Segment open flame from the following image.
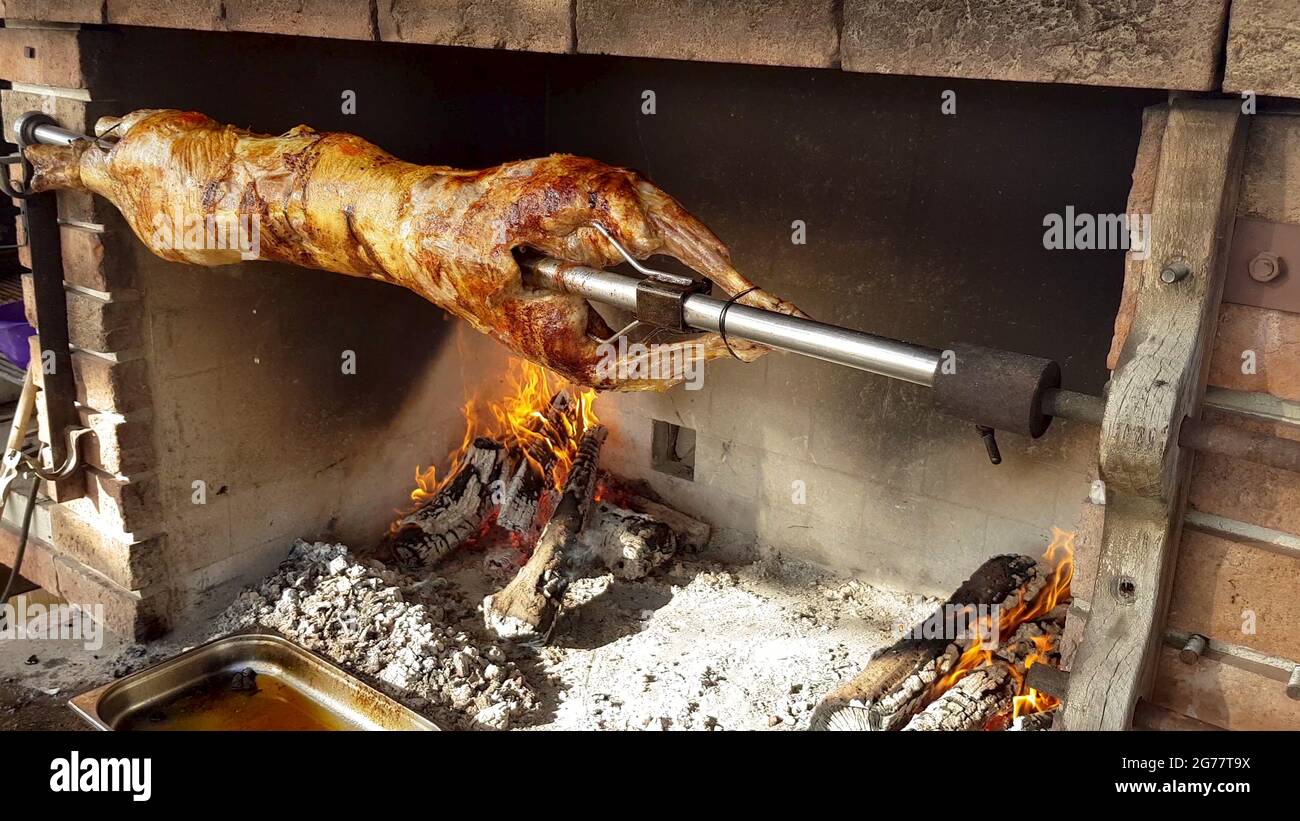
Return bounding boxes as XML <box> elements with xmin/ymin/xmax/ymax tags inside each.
<box><xmin>406</xmin><ymin>358</ymin><xmax>599</xmax><ymax>510</ymax></box>
<box><xmin>931</xmin><ymin>527</ymin><xmax>1075</xmax><ymax>722</ymax></box>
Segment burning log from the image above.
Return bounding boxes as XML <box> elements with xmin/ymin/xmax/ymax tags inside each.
<box><xmin>1010</xmin><ymin>710</ymin><xmax>1057</xmax><ymax>731</ymax></box>
<box><xmin>387</xmin><ymin>438</ymin><xmax>505</xmax><ymax>567</ymax></box>
<box><xmin>808</xmin><ymin>554</ymin><xmax>1039</xmax><ymax>731</ymax></box>
<box><xmin>484</xmin><ymin>425</ymin><xmax>607</xmax><ymax>644</ymax></box>
<box><xmin>496</xmin><ymin>392</ymin><xmax>572</xmax><ymax>535</ymax></box>
<box><xmin>902</xmin><ymin>665</ymin><xmax>1014</xmax><ymax>731</ymax></box>
<box><xmin>1023</xmin><ymin>658</ymin><xmax>1069</xmax><ymax>702</ymax></box>
<box><xmin>580</xmin><ymin>502</ymin><xmax>679</xmax><ymax>580</ymax></box>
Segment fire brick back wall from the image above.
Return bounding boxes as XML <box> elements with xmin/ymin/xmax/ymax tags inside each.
<box><xmin>110</xmin><ymin>31</ymin><xmax>548</xmax><ymax>619</ymax></box>
<box><xmin>554</xmin><ymin>58</ymin><xmax>1163</xmax><ymax>595</ymax></box>
<box><xmin>1</xmin><ymin>26</ymin><xmax>546</xmax><ymax>634</ymax></box>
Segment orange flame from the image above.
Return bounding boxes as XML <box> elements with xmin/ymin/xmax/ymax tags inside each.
<box><xmin>932</xmin><ymin>527</ymin><xmax>1075</xmax><ymax>720</ymax></box>
<box><xmin>402</xmin><ymin>358</ymin><xmax>599</xmax><ymax>513</ymax></box>
<box><xmin>487</xmin><ymin>358</ymin><xmax>599</xmax><ymax>490</ymax></box>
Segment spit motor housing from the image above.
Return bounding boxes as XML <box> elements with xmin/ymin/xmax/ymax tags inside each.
<box><xmin>931</xmin><ymin>342</ymin><xmax>1061</xmax><ymax>438</ymax></box>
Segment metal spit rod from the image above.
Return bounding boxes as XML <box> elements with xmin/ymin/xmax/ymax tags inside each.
<box><xmin>25</xmin><ymin>121</ymin><xmax>89</xmax><ymax>147</ymax></box>
<box><xmin>524</xmin><ymin>257</ymin><xmax>944</xmax><ymax>386</ymax></box>
<box><xmin>15</xmin><ymin>117</ymin><xmax>943</xmax><ymax>388</ymax></box>
<box><xmin>21</xmin><ymin>120</ymin><xmax>1299</xmax><ymax>474</ymax></box>
<box><xmin>524</xmin><ymin>257</ymin><xmax>1300</xmax><ymax>475</ymax></box>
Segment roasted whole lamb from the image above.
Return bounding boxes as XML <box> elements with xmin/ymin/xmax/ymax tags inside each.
<box><xmin>25</xmin><ymin>109</ymin><xmax>803</xmax><ymax>389</ymax></box>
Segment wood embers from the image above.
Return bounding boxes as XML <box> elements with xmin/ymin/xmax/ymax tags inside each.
<box><xmin>810</xmin><ymin>540</ymin><xmax>1073</xmax><ymax>732</ymax></box>
<box><xmin>379</xmin><ymin>389</ymin><xmax>710</xmax><ymax>647</ymax></box>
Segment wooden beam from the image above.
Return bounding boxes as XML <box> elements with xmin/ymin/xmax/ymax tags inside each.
<box><xmin>1063</xmin><ymin>99</ymin><xmax>1246</xmax><ymax>730</ymax></box>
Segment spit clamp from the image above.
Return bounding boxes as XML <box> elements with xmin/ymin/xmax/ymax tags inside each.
<box><xmin>593</xmin><ymin>222</ymin><xmax>710</xmax><ymax>335</ymax></box>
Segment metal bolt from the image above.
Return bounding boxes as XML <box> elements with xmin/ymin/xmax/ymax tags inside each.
<box><xmin>1288</xmin><ymin>666</ymin><xmax>1300</xmax><ymax>701</ymax></box>
<box><xmin>1180</xmin><ymin>634</ymin><xmax>1207</xmax><ymax>665</ymax></box>
<box><xmin>1160</xmin><ymin>260</ymin><xmax>1192</xmax><ymax>284</ymax></box>
<box><xmin>1248</xmin><ymin>251</ymin><xmax>1284</xmax><ymax>283</ymax></box>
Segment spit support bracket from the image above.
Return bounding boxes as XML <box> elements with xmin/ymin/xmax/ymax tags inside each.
<box><xmin>9</xmin><ymin>111</ymin><xmax>87</xmax><ymax>501</ymax></box>
<box><xmin>0</xmin><ymin>112</ymin><xmax>50</xmax><ymax>203</ymax></box>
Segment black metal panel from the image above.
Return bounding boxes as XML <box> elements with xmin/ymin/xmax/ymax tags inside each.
<box><xmin>545</xmin><ymin>57</ymin><xmax>1164</xmax><ymax>395</ymax></box>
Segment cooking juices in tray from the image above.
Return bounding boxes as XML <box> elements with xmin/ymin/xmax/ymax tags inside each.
<box><xmin>115</xmin><ymin>669</ymin><xmax>356</xmax><ymax>731</ymax></box>
<box><xmin>70</xmin><ymin>632</ymin><xmax>439</xmax><ymax>731</ymax></box>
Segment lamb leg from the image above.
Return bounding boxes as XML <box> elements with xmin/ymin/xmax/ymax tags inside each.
<box><xmin>24</xmin><ymin>110</ymin><xmax>804</xmax><ymax>390</ymax></box>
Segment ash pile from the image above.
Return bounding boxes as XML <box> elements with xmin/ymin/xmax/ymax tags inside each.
<box><xmin>217</xmin><ymin>540</ymin><xmax>536</xmax><ymax>729</ymax></box>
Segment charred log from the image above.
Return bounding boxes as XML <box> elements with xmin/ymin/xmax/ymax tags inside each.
<box><xmin>596</xmin><ymin>473</ymin><xmax>711</xmax><ymax>552</ymax></box>
<box><xmin>484</xmin><ymin>425</ymin><xmax>607</xmax><ymax>644</ymax></box>
<box><xmin>1024</xmin><ymin>660</ymin><xmax>1069</xmax><ymax>703</ymax></box>
<box><xmin>902</xmin><ymin>665</ymin><xmax>1014</xmax><ymax>731</ymax></box>
<box><xmin>580</xmin><ymin>502</ymin><xmax>679</xmax><ymax>580</ymax></box>
<box><xmin>808</xmin><ymin>554</ymin><xmax>1038</xmax><ymax>731</ymax></box>
<box><xmin>1010</xmin><ymin>710</ymin><xmax>1057</xmax><ymax>731</ymax></box>
<box><xmin>622</xmin><ymin>494</ymin><xmax>710</xmax><ymax>553</ymax></box>
<box><xmin>387</xmin><ymin>438</ymin><xmax>504</xmax><ymax>568</ymax></box>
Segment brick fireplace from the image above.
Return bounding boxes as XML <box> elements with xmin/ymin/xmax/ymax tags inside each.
<box><xmin>0</xmin><ymin>8</ymin><xmax>1159</xmax><ymax>633</ymax></box>
<box><xmin>1</xmin><ymin>1</ymin><xmax>1297</xmax><ymax>732</ymax></box>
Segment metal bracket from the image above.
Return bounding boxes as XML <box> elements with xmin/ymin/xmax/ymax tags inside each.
<box><xmin>636</xmin><ymin>276</ymin><xmax>707</xmax><ymax>332</ymax></box>
<box><xmin>592</xmin><ymin>222</ymin><xmax>709</xmax><ymax>333</ymax></box>
<box><xmin>1224</xmin><ymin>217</ymin><xmax>1300</xmax><ymax>315</ymax></box>
<box><xmin>13</xmin><ymin>112</ymin><xmax>86</xmax><ymax>501</ymax></box>
<box><xmin>0</xmin><ymin>153</ymin><xmax>33</xmax><ymax>203</ymax></box>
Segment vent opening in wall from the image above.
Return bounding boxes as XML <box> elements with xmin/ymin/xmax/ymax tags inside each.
<box><xmin>652</xmin><ymin>420</ymin><xmax>696</xmax><ymax>481</ymax></box>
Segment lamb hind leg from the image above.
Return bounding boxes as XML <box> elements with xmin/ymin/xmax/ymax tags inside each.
<box><xmin>632</xmin><ymin>180</ymin><xmax>806</xmax><ymax>363</ymax></box>
<box><xmin>634</xmin><ymin>179</ymin><xmax>806</xmax><ymax>316</ymax></box>
<box><xmin>527</xmin><ymin>185</ymin><xmax>807</xmax><ymax>372</ymax></box>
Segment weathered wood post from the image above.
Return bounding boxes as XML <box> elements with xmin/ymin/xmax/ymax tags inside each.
<box><xmin>1063</xmin><ymin>98</ymin><xmax>1246</xmax><ymax>730</ymax></box>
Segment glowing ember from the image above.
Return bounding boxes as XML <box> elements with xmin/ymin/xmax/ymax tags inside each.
<box><xmin>593</xmin><ymin>475</ymin><xmax>636</xmax><ymax>507</ymax></box>
<box><xmin>932</xmin><ymin>527</ymin><xmax>1075</xmax><ymax>721</ymax></box>
<box><xmin>405</xmin><ymin>358</ymin><xmax>599</xmax><ymax>509</ymax></box>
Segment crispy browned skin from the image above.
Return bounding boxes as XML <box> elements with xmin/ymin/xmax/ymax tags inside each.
<box><xmin>26</xmin><ymin>110</ymin><xmax>803</xmax><ymax>389</ymax></box>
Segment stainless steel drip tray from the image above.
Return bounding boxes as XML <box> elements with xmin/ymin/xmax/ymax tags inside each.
<box><xmin>69</xmin><ymin>630</ymin><xmax>439</xmax><ymax>731</ymax></box>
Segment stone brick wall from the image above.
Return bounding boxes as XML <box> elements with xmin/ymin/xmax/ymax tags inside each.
<box><xmin>0</xmin><ymin>22</ymin><xmax>166</xmax><ymax>638</ymax></box>
<box><xmin>13</xmin><ymin>0</ymin><xmax>1300</xmax><ymax>100</ymax></box>
<box><xmin>17</xmin><ymin>1</ymin><xmax>1300</xmax><ymax>98</ymax></box>
<box><xmin>1</xmin><ymin>0</ymin><xmax>1244</xmax><ymax>91</ymax></box>
<box><xmin>842</xmin><ymin>0</ymin><xmax>1229</xmax><ymax>91</ymax></box>
<box><xmin>1223</xmin><ymin>0</ymin><xmax>1300</xmax><ymax>98</ymax></box>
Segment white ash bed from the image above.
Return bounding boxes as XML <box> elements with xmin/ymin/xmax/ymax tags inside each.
<box><xmin>216</xmin><ymin>540</ymin><xmax>934</xmax><ymax>731</ymax></box>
